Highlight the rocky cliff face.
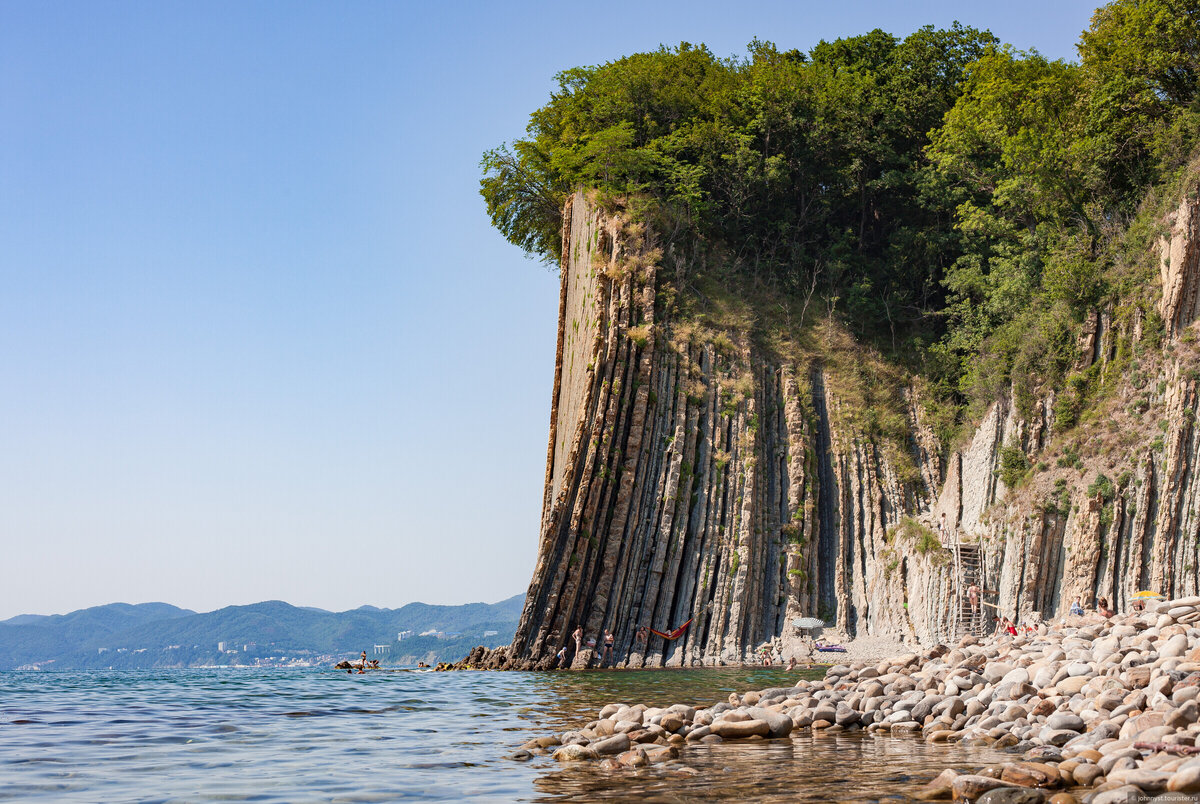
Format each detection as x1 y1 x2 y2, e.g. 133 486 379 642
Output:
464 189 1200 670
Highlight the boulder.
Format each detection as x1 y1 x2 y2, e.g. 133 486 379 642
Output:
913 768 958 800
590 733 630 756
711 718 771 739
952 775 1017 799
553 744 599 761
976 789 1048 804
1000 763 1062 789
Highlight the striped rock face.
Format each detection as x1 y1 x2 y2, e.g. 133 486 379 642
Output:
461 184 1200 672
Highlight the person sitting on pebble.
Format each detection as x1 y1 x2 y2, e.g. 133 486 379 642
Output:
1097 596 1115 618
1069 596 1085 616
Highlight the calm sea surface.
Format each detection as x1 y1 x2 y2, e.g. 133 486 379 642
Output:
0 668 1014 802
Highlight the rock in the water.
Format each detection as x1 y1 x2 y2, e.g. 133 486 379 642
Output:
976 788 1048 804
953 775 1016 799
591 733 630 756
711 718 770 739
745 707 795 737
914 768 959 800
1000 763 1061 789
553 744 599 762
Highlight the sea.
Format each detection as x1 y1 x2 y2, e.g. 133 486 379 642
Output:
0 667 1014 802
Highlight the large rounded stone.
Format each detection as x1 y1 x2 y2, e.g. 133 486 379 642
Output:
711 718 770 739
1162 634 1190 658
1168 764 1200 793
977 789 1048 804
1088 785 1143 804
1001 667 1032 687
659 714 684 733
953 775 1016 799
616 748 648 767
1046 712 1085 732
1071 763 1104 786
1056 677 1089 695
913 768 958 801
590 733 630 756
1105 768 1172 792
1000 762 1061 788
744 706 795 738
553 744 599 761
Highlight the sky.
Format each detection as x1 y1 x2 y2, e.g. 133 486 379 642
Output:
0 0 1100 620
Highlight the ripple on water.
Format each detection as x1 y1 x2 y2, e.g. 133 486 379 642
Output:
2 667 1019 802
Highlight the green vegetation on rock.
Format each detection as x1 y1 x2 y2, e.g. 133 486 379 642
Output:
482 0 1200 446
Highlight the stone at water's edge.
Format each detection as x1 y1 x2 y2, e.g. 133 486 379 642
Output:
519 598 1200 803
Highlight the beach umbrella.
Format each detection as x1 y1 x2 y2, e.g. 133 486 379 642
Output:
1132 590 1164 600
793 617 825 629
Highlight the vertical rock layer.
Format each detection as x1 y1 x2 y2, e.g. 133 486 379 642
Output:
465 190 1200 670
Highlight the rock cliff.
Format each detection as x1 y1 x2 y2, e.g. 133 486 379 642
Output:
464 188 1200 670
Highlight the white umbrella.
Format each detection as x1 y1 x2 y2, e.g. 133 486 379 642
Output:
793 617 824 629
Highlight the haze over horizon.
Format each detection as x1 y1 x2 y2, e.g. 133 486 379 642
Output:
2 0 1097 621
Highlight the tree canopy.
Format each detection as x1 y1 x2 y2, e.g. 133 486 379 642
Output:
481 0 1200 419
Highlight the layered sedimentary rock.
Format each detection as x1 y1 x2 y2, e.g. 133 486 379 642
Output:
464 188 1200 670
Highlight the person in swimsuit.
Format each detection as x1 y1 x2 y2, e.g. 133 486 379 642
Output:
572 626 583 656
555 646 568 669
603 629 614 666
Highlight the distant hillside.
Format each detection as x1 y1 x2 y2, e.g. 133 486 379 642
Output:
0 596 522 670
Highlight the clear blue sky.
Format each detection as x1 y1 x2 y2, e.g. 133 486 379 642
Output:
0 1 1098 619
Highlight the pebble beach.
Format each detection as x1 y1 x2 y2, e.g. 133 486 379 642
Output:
519 597 1200 802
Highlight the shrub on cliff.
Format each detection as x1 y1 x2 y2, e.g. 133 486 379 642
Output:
481 0 1200 432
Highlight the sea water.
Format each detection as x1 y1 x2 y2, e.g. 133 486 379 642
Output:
0 667 1013 801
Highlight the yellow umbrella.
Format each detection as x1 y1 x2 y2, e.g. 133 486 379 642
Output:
1132 590 1164 599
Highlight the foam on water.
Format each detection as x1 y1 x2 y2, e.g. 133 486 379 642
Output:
0 668 1012 801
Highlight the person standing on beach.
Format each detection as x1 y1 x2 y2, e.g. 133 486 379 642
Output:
572 626 582 658
603 629 614 666
555 646 568 669
633 626 648 658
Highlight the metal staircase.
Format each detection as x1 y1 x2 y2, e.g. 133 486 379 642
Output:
954 544 986 639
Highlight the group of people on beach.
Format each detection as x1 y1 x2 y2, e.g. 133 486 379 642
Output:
556 625 618 668
989 593 1132 638
1069 594 1127 619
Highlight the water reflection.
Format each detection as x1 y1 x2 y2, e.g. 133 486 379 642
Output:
531 731 1016 802
517 668 822 729
2 668 1020 802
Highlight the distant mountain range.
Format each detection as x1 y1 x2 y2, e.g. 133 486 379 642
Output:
0 595 523 670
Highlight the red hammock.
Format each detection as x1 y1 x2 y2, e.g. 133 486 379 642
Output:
644 618 693 641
